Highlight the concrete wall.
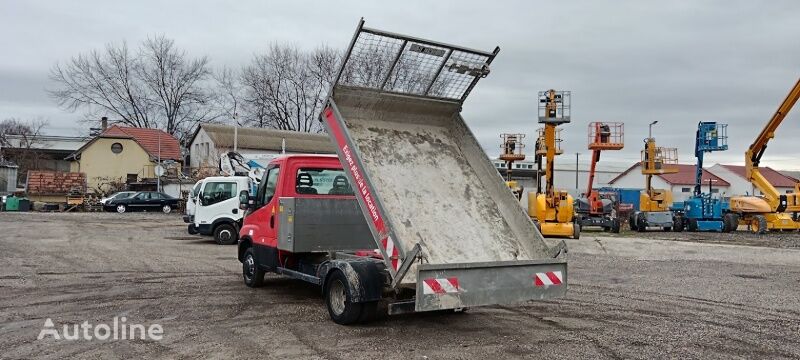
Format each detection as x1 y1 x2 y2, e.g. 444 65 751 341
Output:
189 128 215 168
71 138 155 193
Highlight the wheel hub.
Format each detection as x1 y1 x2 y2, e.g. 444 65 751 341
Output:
244 256 255 280
329 279 347 315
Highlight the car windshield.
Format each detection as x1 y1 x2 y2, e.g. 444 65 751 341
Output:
112 192 134 199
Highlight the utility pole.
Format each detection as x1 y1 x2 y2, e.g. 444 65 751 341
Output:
157 130 161 193
575 152 580 191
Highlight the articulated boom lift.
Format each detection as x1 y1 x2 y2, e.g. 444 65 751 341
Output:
631 127 682 232
729 78 800 233
500 133 526 200
679 121 730 232
529 89 579 238
575 122 624 232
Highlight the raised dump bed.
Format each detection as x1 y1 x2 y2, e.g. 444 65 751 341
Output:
321 20 567 312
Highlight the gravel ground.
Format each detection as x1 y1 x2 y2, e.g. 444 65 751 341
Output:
1 212 800 359
600 227 800 249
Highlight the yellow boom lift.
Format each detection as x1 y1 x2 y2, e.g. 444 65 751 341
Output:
727 78 800 234
629 121 684 232
528 89 579 238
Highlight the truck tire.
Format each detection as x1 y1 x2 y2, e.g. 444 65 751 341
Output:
214 223 238 245
242 247 265 288
751 215 768 235
572 221 581 239
629 214 638 231
611 218 621 233
324 270 363 325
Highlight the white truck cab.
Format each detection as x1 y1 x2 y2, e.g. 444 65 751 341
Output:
187 176 251 245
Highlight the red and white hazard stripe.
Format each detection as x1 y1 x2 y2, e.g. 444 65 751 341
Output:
422 277 460 295
533 271 563 287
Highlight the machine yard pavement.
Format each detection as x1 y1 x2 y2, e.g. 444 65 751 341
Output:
1 212 799 359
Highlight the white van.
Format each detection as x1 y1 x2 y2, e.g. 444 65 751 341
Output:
187 176 251 245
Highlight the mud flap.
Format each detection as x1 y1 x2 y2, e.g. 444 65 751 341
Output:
414 259 567 312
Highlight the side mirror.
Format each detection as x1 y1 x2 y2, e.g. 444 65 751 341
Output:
239 190 253 210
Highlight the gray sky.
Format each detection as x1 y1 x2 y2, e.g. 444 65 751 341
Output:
1 0 799 169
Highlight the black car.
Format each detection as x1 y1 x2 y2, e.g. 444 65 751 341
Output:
104 191 179 214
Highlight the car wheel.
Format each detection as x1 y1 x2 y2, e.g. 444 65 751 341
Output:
325 270 363 325
162 204 172 214
116 204 127 213
242 247 264 288
214 223 238 245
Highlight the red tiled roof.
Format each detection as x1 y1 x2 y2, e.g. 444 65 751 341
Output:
659 164 730 186
608 163 730 186
100 125 181 161
721 164 797 188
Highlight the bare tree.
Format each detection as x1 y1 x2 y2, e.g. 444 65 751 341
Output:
0 118 49 184
48 36 214 141
239 44 339 132
138 36 215 139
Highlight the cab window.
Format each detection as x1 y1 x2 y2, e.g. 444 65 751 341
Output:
202 182 237 206
260 167 281 205
295 168 353 196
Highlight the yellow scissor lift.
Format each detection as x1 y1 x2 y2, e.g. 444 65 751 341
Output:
630 127 684 232
528 89 579 239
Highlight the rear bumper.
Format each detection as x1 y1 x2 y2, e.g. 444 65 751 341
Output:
413 259 567 312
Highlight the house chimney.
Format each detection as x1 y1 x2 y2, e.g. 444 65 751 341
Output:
101 117 108 130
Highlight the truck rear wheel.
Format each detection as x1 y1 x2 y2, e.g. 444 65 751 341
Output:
242 247 264 288
214 223 238 245
572 221 581 239
325 270 363 325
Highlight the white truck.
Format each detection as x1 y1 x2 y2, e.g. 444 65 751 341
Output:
185 176 251 245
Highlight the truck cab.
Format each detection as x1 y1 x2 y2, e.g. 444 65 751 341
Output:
238 155 365 266
189 176 252 245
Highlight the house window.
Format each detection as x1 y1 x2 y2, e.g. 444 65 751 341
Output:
711 188 719 193
111 142 123 154
681 187 690 192
787 190 794 194
528 164 533 169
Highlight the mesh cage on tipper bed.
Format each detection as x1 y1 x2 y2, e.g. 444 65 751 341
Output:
331 19 499 103
320 19 567 314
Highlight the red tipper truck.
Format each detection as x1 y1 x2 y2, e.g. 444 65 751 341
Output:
237 19 568 325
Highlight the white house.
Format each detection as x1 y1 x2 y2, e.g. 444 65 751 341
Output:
187 124 335 169
708 164 797 196
608 163 731 203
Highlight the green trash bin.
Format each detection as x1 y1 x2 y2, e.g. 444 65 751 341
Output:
5 196 19 211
